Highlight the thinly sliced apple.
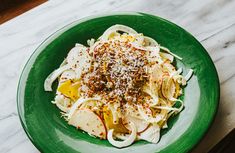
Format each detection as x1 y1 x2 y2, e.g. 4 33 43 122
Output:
68 109 106 139
122 116 149 134
103 106 129 133
79 100 103 116
138 123 160 143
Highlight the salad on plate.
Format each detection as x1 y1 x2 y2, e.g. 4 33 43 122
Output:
44 24 193 148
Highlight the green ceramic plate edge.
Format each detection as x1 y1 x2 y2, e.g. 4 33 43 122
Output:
17 12 220 153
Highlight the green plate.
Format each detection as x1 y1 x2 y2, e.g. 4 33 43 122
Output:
17 12 219 153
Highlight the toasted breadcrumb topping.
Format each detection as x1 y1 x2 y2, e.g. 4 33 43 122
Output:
81 39 150 103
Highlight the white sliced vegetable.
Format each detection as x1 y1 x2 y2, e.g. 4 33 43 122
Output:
89 41 101 55
67 45 91 79
107 122 137 148
100 24 138 41
143 86 159 106
137 105 162 123
75 43 84 47
162 62 176 73
68 109 106 139
160 52 174 62
124 103 142 120
153 106 180 111
161 77 176 101
173 75 187 86
167 78 176 101
58 70 76 85
79 100 99 110
131 44 155 54
138 123 160 143
87 38 95 46
154 99 184 115
147 46 163 64
122 116 149 133
114 133 130 140
150 64 164 85
147 46 160 55
44 65 70 91
160 46 182 60
53 94 71 112
143 36 158 46
173 99 184 114
147 64 164 105
59 59 67 67
67 97 101 120
144 65 164 106
170 68 182 78
135 34 144 45
56 103 69 112
177 68 183 74
185 69 194 81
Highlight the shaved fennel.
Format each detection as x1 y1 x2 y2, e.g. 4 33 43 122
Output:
107 122 137 148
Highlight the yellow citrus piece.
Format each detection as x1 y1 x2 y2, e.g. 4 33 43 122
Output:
58 80 80 101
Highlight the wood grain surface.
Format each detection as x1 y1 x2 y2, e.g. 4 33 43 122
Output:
0 0 47 24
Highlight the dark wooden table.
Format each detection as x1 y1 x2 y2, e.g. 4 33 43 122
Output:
0 0 47 24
